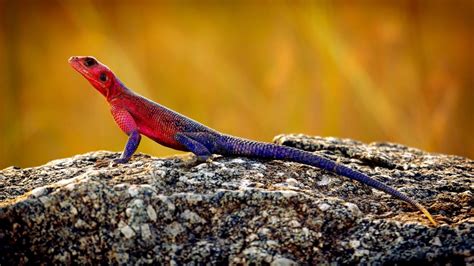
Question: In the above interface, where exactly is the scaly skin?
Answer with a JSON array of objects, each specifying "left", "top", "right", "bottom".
[{"left": 69, "top": 56, "right": 437, "bottom": 226}]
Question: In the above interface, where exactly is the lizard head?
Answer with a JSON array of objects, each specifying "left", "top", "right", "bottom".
[{"left": 69, "top": 56, "right": 116, "bottom": 98}]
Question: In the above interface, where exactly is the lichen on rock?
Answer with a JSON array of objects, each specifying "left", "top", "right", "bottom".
[{"left": 0, "top": 135, "right": 473, "bottom": 264}]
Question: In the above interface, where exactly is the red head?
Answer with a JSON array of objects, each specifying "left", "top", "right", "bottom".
[{"left": 69, "top": 56, "right": 120, "bottom": 99}]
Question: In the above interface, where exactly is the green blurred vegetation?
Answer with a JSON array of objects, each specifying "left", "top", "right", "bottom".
[{"left": 0, "top": 1, "right": 473, "bottom": 169}]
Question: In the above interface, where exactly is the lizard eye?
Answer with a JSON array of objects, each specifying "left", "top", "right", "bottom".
[
  {"left": 84, "top": 58, "right": 97, "bottom": 67},
  {"left": 99, "top": 73, "right": 108, "bottom": 82}
]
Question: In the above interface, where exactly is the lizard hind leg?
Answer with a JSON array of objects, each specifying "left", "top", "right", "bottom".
[{"left": 175, "top": 133, "right": 213, "bottom": 164}]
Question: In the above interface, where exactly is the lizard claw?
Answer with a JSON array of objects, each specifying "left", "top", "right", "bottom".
[{"left": 111, "top": 157, "right": 129, "bottom": 165}]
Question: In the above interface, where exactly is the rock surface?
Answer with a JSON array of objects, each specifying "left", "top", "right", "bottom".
[{"left": 0, "top": 134, "right": 473, "bottom": 264}]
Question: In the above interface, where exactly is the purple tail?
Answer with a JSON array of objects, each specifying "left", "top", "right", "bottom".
[{"left": 217, "top": 135, "right": 437, "bottom": 225}]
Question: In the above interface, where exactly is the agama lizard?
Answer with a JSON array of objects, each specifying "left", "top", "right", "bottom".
[{"left": 69, "top": 56, "right": 437, "bottom": 226}]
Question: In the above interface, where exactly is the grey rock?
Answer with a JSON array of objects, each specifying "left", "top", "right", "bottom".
[{"left": 0, "top": 135, "right": 473, "bottom": 265}]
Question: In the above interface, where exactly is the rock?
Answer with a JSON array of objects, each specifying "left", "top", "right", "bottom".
[{"left": 0, "top": 135, "right": 473, "bottom": 264}]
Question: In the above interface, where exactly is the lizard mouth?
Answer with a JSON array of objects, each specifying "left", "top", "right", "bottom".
[{"left": 69, "top": 56, "right": 95, "bottom": 81}]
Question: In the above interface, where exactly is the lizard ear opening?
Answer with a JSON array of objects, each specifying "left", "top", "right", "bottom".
[{"left": 99, "top": 73, "right": 108, "bottom": 82}]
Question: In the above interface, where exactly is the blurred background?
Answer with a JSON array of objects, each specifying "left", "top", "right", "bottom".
[{"left": 0, "top": 1, "right": 472, "bottom": 169}]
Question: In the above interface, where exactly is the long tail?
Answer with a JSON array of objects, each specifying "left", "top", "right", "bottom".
[{"left": 218, "top": 135, "right": 437, "bottom": 226}]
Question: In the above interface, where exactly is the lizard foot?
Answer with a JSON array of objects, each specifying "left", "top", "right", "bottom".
[
  {"left": 177, "top": 154, "right": 211, "bottom": 168},
  {"left": 111, "top": 157, "right": 130, "bottom": 165}
]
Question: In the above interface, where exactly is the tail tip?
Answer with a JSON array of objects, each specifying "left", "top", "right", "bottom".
[{"left": 419, "top": 205, "right": 438, "bottom": 226}]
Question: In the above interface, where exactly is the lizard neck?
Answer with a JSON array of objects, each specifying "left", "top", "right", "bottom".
[{"left": 106, "top": 78, "right": 133, "bottom": 102}]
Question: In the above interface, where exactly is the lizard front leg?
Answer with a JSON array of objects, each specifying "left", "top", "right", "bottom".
[
  {"left": 111, "top": 106, "right": 142, "bottom": 163},
  {"left": 114, "top": 131, "right": 141, "bottom": 163}
]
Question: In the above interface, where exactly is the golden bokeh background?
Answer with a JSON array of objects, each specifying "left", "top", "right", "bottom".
[{"left": 0, "top": 1, "right": 473, "bottom": 169}]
